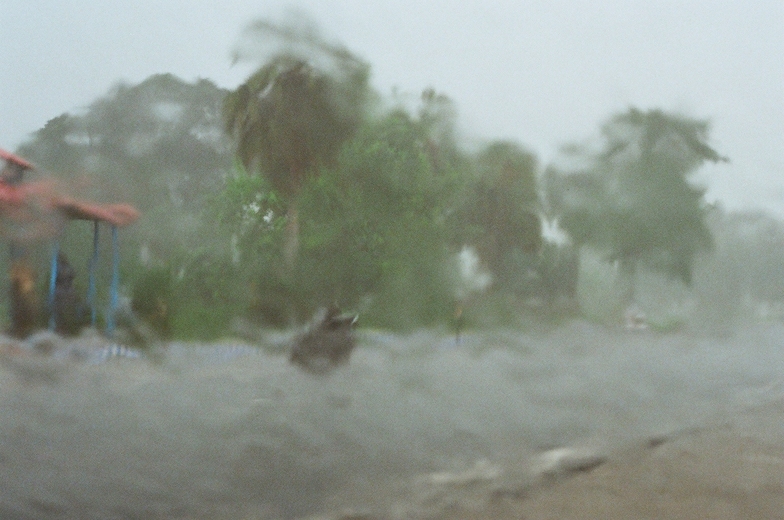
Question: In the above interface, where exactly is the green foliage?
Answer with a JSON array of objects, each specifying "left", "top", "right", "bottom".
[
  {"left": 12, "top": 41, "right": 744, "bottom": 338},
  {"left": 17, "top": 73, "right": 232, "bottom": 267},
  {"left": 688, "top": 208, "right": 784, "bottom": 329},
  {"left": 218, "top": 109, "right": 459, "bottom": 329},
  {"left": 450, "top": 140, "right": 542, "bottom": 294},
  {"left": 27, "top": 114, "right": 83, "bottom": 174},
  {"left": 223, "top": 17, "right": 370, "bottom": 200},
  {"left": 574, "top": 249, "right": 628, "bottom": 324},
  {"left": 14, "top": 74, "right": 242, "bottom": 339},
  {"left": 22, "top": 74, "right": 230, "bottom": 209},
  {"left": 129, "top": 265, "right": 173, "bottom": 337},
  {"left": 317, "top": 112, "right": 454, "bottom": 326},
  {"left": 223, "top": 17, "right": 373, "bottom": 274},
  {"left": 168, "top": 245, "right": 248, "bottom": 339},
  {"left": 553, "top": 107, "right": 727, "bottom": 287}
]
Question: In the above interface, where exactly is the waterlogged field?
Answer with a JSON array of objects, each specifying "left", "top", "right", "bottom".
[{"left": 1, "top": 322, "right": 783, "bottom": 519}]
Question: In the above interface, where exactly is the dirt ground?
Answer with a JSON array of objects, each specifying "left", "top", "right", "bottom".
[
  {"left": 493, "top": 429, "right": 783, "bottom": 520},
  {"left": 317, "top": 401, "right": 784, "bottom": 520}
]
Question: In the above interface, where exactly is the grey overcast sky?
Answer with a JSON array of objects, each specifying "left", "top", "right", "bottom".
[{"left": 1, "top": 1, "right": 782, "bottom": 216}]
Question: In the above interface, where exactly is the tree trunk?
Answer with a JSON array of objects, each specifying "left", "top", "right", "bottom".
[
  {"left": 282, "top": 198, "right": 299, "bottom": 270},
  {"left": 617, "top": 257, "right": 637, "bottom": 307},
  {"left": 278, "top": 199, "right": 301, "bottom": 327}
]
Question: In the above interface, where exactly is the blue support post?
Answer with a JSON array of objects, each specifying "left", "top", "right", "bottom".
[
  {"left": 106, "top": 225, "right": 119, "bottom": 337},
  {"left": 87, "top": 220, "right": 99, "bottom": 327},
  {"left": 48, "top": 241, "right": 60, "bottom": 331}
]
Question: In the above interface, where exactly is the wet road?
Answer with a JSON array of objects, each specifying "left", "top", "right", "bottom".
[{"left": 1, "top": 322, "right": 783, "bottom": 519}]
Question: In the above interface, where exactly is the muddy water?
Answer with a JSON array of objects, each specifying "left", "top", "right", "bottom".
[{"left": 1, "top": 322, "right": 783, "bottom": 519}]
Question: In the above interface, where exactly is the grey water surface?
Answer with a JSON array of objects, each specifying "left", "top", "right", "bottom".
[{"left": 1, "top": 322, "right": 783, "bottom": 519}]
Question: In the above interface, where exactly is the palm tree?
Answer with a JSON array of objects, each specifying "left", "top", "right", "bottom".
[
  {"left": 223, "top": 17, "right": 370, "bottom": 266},
  {"left": 457, "top": 141, "right": 542, "bottom": 283},
  {"left": 557, "top": 107, "right": 728, "bottom": 304}
]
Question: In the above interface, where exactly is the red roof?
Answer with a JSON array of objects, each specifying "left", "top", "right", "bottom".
[
  {"left": 0, "top": 180, "right": 139, "bottom": 229},
  {"left": 54, "top": 197, "right": 140, "bottom": 227},
  {"left": 0, "top": 182, "right": 27, "bottom": 205},
  {"left": 0, "top": 148, "right": 34, "bottom": 170}
]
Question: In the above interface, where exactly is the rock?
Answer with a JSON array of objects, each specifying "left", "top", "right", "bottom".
[
  {"left": 422, "top": 459, "right": 503, "bottom": 486},
  {"left": 289, "top": 306, "right": 358, "bottom": 374},
  {"left": 531, "top": 447, "right": 607, "bottom": 480}
]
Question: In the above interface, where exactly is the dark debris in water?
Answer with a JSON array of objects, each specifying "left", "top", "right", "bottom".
[{"left": 289, "top": 306, "right": 359, "bottom": 374}]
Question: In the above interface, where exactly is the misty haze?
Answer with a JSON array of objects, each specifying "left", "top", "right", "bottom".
[{"left": 1, "top": 5, "right": 783, "bottom": 520}]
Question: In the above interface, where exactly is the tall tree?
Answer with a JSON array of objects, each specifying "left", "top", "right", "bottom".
[
  {"left": 223, "top": 16, "right": 370, "bottom": 265},
  {"left": 219, "top": 106, "right": 460, "bottom": 328},
  {"left": 455, "top": 140, "right": 542, "bottom": 288},
  {"left": 554, "top": 107, "right": 728, "bottom": 302},
  {"left": 17, "top": 74, "right": 232, "bottom": 263}
]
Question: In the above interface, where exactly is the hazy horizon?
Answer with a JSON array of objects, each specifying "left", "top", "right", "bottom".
[{"left": 1, "top": 1, "right": 782, "bottom": 217}]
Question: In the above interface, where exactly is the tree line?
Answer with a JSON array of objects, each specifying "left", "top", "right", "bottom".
[{"left": 13, "top": 16, "right": 776, "bottom": 339}]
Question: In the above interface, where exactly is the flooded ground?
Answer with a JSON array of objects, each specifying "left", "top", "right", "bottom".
[{"left": 1, "top": 321, "right": 783, "bottom": 519}]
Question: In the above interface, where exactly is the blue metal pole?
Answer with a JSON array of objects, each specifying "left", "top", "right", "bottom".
[
  {"left": 106, "top": 225, "right": 119, "bottom": 337},
  {"left": 87, "top": 220, "right": 99, "bottom": 327},
  {"left": 48, "top": 241, "right": 60, "bottom": 331}
]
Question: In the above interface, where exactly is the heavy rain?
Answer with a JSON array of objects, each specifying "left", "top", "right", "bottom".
[{"left": 0, "top": 3, "right": 783, "bottom": 519}]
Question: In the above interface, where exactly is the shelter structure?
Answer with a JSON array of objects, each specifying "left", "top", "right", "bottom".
[
  {"left": 0, "top": 148, "right": 140, "bottom": 337},
  {"left": 0, "top": 148, "right": 34, "bottom": 182}
]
